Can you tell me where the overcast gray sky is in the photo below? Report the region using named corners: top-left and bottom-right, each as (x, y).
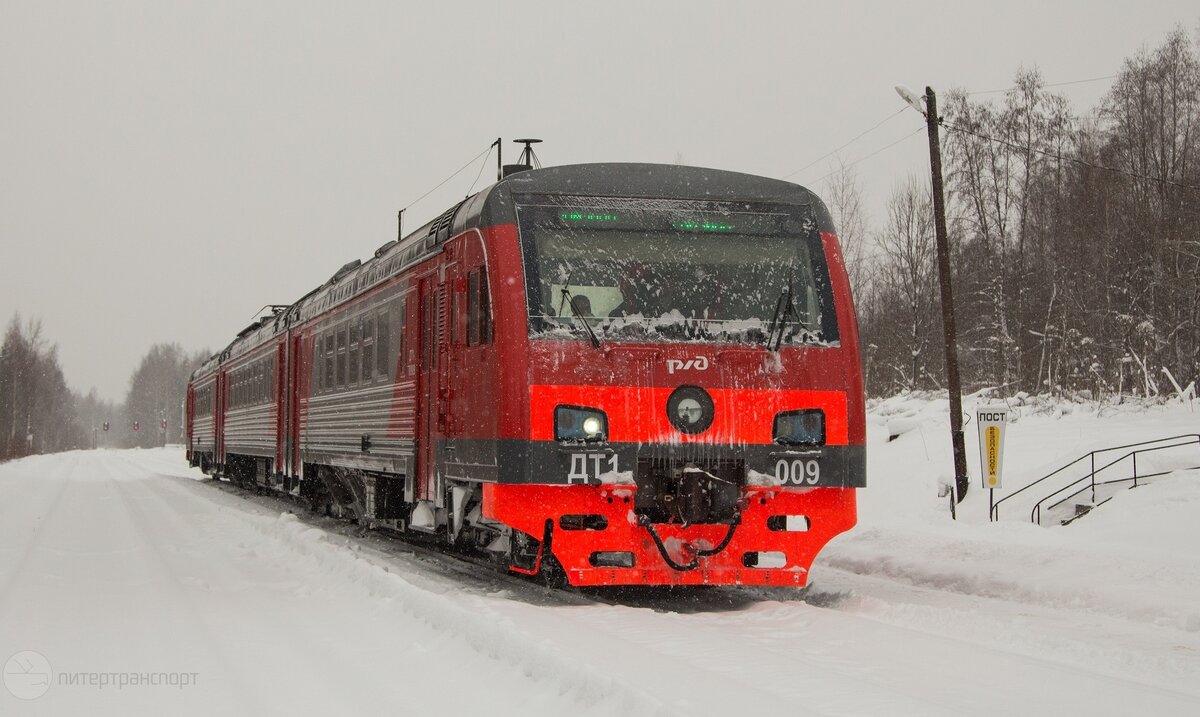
top-left (2, 1), bottom-right (1196, 402)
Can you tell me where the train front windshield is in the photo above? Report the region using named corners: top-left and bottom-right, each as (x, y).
top-left (516, 196), bottom-right (839, 346)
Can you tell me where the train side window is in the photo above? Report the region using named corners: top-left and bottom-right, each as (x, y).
top-left (314, 334), bottom-right (322, 393)
top-left (323, 332), bottom-right (334, 393)
top-left (349, 318), bottom-right (361, 386)
top-left (361, 314), bottom-right (375, 382)
top-left (336, 325), bottom-right (348, 388)
top-left (399, 301), bottom-right (410, 376)
top-left (376, 309), bottom-right (390, 380)
top-left (400, 295), bottom-right (413, 376)
top-left (397, 301), bottom-right (406, 376)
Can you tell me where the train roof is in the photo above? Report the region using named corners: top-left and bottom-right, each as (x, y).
top-left (191, 163), bottom-right (832, 380)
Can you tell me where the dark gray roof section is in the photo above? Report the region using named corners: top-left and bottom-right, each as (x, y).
top-left (453, 162), bottom-right (833, 236)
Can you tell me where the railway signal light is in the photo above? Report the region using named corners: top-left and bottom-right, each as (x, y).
top-left (133, 421), bottom-right (140, 432)
top-left (161, 418), bottom-right (168, 430)
top-left (103, 421), bottom-right (109, 432)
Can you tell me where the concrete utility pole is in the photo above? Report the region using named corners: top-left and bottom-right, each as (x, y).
top-left (897, 84), bottom-right (970, 506)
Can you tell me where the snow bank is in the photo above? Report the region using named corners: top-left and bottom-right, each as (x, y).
top-left (246, 512), bottom-right (676, 717)
top-left (822, 394), bottom-right (1200, 631)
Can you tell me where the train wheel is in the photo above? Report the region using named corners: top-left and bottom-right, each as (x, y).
top-left (539, 549), bottom-right (567, 589)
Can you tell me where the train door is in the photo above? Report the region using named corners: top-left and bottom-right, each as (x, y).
top-left (415, 274), bottom-right (446, 503)
top-left (274, 338), bottom-right (287, 482)
top-left (287, 332), bottom-right (303, 481)
top-left (214, 370), bottom-right (226, 465)
top-left (185, 384), bottom-right (195, 459)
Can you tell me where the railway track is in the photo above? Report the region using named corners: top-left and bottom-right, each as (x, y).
top-left (198, 473), bottom-right (814, 612)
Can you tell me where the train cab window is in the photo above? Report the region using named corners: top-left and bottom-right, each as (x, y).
top-left (361, 315), bottom-right (375, 382)
top-left (349, 319), bottom-right (361, 386)
top-left (336, 326), bottom-right (348, 388)
top-left (377, 309), bottom-right (390, 380)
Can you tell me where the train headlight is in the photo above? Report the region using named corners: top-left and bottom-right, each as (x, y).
top-left (555, 406), bottom-right (608, 442)
top-left (582, 416), bottom-right (603, 436)
top-left (773, 409), bottom-right (825, 446)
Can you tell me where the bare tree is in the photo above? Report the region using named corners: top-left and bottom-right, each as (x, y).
top-left (823, 160), bottom-right (871, 299)
top-left (0, 314), bottom-right (84, 459)
top-left (123, 343), bottom-right (206, 448)
top-left (873, 177), bottom-right (937, 389)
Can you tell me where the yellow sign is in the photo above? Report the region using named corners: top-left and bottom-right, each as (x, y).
top-left (976, 406), bottom-right (1008, 490)
top-left (984, 426), bottom-right (1000, 486)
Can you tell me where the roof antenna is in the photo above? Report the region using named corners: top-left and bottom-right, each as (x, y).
top-left (503, 138), bottom-right (542, 178)
top-left (516, 138), bottom-right (542, 168)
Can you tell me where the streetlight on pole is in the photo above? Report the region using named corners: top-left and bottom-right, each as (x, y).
top-left (896, 84), bottom-right (970, 510)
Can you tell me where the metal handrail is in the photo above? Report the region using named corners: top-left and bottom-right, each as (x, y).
top-left (1030, 440), bottom-right (1198, 524)
top-left (990, 434), bottom-right (1200, 523)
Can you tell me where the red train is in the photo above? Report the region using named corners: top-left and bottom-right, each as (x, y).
top-left (186, 161), bottom-right (866, 586)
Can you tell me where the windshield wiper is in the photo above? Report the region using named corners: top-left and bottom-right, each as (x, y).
top-left (764, 287), bottom-right (792, 351)
top-left (764, 260), bottom-right (815, 350)
top-left (558, 281), bottom-right (602, 349)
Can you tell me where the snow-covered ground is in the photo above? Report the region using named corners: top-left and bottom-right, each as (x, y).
top-left (1, 397), bottom-right (1198, 716)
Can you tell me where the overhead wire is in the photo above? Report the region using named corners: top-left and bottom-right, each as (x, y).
top-left (784, 73), bottom-right (1122, 185)
top-left (401, 143), bottom-right (494, 218)
top-left (967, 74), bottom-right (1118, 96)
top-left (808, 126), bottom-right (926, 186)
top-left (466, 142), bottom-right (496, 196)
top-left (784, 107), bottom-right (907, 179)
top-left (940, 119), bottom-right (1200, 192)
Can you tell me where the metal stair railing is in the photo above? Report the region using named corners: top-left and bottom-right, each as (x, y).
top-left (990, 434), bottom-right (1200, 525)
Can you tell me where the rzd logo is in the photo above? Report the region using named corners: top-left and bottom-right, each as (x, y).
top-left (666, 356), bottom-right (710, 374)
